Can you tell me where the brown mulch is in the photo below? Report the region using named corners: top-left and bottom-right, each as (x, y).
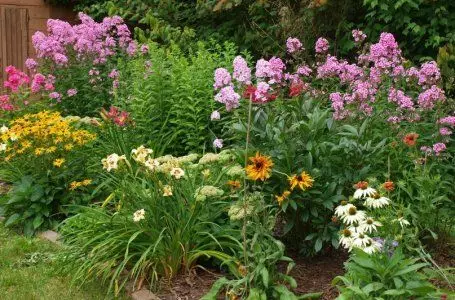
top-left (155, 250), bottom-right (347, 299)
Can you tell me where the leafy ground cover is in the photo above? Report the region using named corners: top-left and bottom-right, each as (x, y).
top-left (0, 222), bottom-right (124, 299)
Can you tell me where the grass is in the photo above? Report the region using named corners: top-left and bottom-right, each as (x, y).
top-left (0, 222), bottom-right (123, 300)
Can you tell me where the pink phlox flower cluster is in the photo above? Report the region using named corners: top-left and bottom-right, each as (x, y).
top-left (388, 88), bottom-right (414, 110)
top-left (315, 37), bottom-right (329, 54)
top-left (352, 30), bottom-right (366, 43)
top-left (232, 56), bottom-right (251, 84)
top-left (317, 56), bottom-right (342, 78)
top-left (25, 58), bottom-right (38, 70)
top-left (432, 142), bottom-right (446, 156)
top-left (213, 138), bottom-right (223, 149)
top-left (439, 116), bottom-right (455, 127)
top-left (67, 88), bottom-right (77, 97)
top-left (286, 37), bottom-right (303, 54)
top-left (417, 61), bottom-right (441, 86)
top-left (439, 127), bottom-right (452, 136)
top-left (49, 92), bottom-right (62, 101)
top-left (140, 44), bottom-right (149, 55)
top-left (215, 86), bottom-right (240, 111)
top-left (0, 95), bottom-right (14, 111)
top-left (213, 68), bottom-right (232, 89)
top-left (4, 66), bottom-right (30, 92)
top-left (32, 13), bottom-right (132, 65)
top-left (255, 57), bottom-right (286, 84)
top-left (417, 85), bottom-right (445, 110)
top-left (297, 65), bottom-right (312, 77)
top-left (254, 82), bottom-right (271, 102)
top-left (368, 33), bottom-right (402, 70)
top-left (108, 69), bottom-right (120, 79)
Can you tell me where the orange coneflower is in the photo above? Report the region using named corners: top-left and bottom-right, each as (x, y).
top-left (245, 152), bottom-right (273, 181)
top-left (402, 133), bottom-right (419, 146)
top-left (227, 180), bottom-right (241, 189)
top-left (275, 190), bottom-right (291, 205)
top-left (288, 171), bottom-right (314, 191)
top-left (383, 180), bottom-right (395, 192)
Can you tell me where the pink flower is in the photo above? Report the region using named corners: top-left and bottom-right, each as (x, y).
top-left (432, 143), bottom-right (446, 156)
top-left (3, 66), bottom-right (29, 92)
top-left (352, 30), bottom-right (366, 43)
top-left (254, 82), bottom-right (271, 102)
top-left (439, 127), bottom-right (452, 136)
top-left (49, 92), bottom-right (61, 102)
top-left (0, 95), bottom-right (14, 111)
top-left (140, 44), bottom-right (149, 55)
top-left (286, 37), bottom-right (303, 53)
top-left (126, 41), bottom-right (137, 56)
top-left (213, 68), bottom-right (232, 89)
top-left (417, 85), bottom-right (445, 109)
top-left (67, 89), bottom-right (77, 97)
top-left (108, 69), bottom-right (120, 79)
top-left (255, 57), bottom-right (285, 83)
top-left (214, 86), bottom-right (240, 111)
top-left (232, 56), bottom-right (251, 84)
top-left (315, 37), bottom-right (329, 54)
top-left (213, 138), bottom-right (223, 149)
top-left (439, 116), bottom-right (455, 126)
top-left (418, 61), bottom-right (440, 86)
top-left (25, 58), bottom-right (38, 70)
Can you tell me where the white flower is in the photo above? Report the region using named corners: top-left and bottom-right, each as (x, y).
top-left (352, 232), bottom-right (372, 248)
top-left (0, 143), bottom-right (6, 152)
top-left (0, 125), bottom-right (8, 134)
top-left (144, 158), bottom-right (160, 171)
top-left (354, 187), bottom-right (377, 199)
top-left (131, 145), bottom-right (153, 163)
top-left (101, 153), bottom-right (126, 172)
top-left (133, 209), bottom-right (145, 222)
top-left (170, 167), bottom-right (185, 179)
top-left (210, 110), bottom-right (220, 120)
top-left (348, 222), bottom-right (364, 234)
top-left (362, 240), bottom-right (380, 254)
top-left (393, 217), bottom-right (410, 228)
top-left (340, 206), bottom-right (366, 225)
top-left (334, 201), bottom-right (355, 217)
top-left (9, 133), bottom-right (18, 141)
top-left (339, 229), bottom-right (354, 249)
top-left (198, 153), bottom-right (219, 164)
top-left (364, 194), bottom-right (390, 209)
top-left (359, 218), bottom-right (382, 233)
top-left (162, 185), bottom-right (173, 197)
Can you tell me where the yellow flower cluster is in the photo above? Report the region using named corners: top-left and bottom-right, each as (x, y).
top-left (69, 179), bottom-right (92, 191)
top-left (0, 111), bottom-right (96, 161)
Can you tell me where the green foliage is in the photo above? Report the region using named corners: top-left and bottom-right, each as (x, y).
top-left (362, 0), bottom-right (455, 59)
top-left (58, 148), bottom-right (242, 294)
top-left (437, 44), bottom-right (455, 98)
top-left (333, 248), bottom-right (438, 299)
top-left (203, 193), bottom-right (300, 299)
top-left (119, 41), bottom-right (242, 155)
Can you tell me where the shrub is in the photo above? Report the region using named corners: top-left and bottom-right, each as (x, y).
top-left (0, 111), bottom-right (96, 235)
top-left (333, 248), bottom-right (437, 299)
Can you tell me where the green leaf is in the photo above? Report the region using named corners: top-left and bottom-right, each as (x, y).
top-left (394, 263), bottom-right (427, 276)
top-left (5, 213), bottom-right (20, 226)
top-left (382, 289), bottom-right (406, 296)
top-left (32, 215), bottom-right (44, 229)
top-left (314, 238), bottom-right (323, 252)
top-left (261, 268), bottom-right (269, 288)
top-left (362, 282), bottom-right (384, 294)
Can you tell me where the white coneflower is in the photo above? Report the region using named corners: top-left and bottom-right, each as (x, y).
top-left (144, 157), bottom-right (160, 171)
top-left (348, 222), bottom-right (364, 234)
top-left (339, 229), bottom-right (354, 249)
top-left (359, 217), bottom-right (382, 233)
top-left (0, 143), bottom-right (6, 152)
top-left (364, 193), bottom-right (390, 209)
top-left (393, 217), bottom-right (410, 228)
top-left (170, 167), bottom-right (185, 179)
top-left (353, 181), bottom-right (377, 199)
top-left (352, 232), bottom-right (372, 248)
top-left (362, 240), bottom-right (380, 254)
top-left (133, 209), bottom-right (145, 222)
top-left (334, 200), bottom-right (355, 217)
top-left (162, 185), bottom-right (172, 197)
top-left (341, 206), bottom-right (366, 225)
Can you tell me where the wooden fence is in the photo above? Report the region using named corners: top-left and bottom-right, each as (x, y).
top-left (0, 0), bottom-right (74, 90)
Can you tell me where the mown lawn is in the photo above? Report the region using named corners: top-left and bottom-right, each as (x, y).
top-left (0, 223), bottom-right (121, 300)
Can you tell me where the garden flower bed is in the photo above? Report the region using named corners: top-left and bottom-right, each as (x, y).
top-left (0, 9), bottom-right (454, 300)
